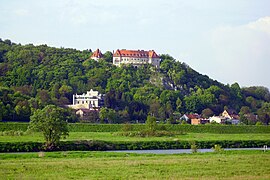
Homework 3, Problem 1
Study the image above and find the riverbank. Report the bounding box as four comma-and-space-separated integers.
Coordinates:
0, 150, 269, 179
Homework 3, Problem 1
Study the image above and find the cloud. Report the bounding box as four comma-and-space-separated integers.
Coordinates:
210, 17, 270, 88
13, 9, 29, 16
248, 16, 270, 34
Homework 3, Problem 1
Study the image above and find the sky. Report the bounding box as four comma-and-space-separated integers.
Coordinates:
1, 0, 270, 89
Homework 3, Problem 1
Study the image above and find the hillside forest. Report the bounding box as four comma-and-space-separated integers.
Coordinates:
0, 38, 270, 124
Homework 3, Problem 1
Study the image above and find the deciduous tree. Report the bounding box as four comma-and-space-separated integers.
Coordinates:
29, 105, 68, 149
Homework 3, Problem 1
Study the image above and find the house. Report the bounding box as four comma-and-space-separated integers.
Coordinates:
113, 49, 161, 68
209, 116, 227, 124
222, 110, 240, 120
67, 89, 104, 110
191, 118, 210, 125
180, 113, 201, 124
76, 108, 99, 122
76, 108, 92, 118
91, 49, 103, 61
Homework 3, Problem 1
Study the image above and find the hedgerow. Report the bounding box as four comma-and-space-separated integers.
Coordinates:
1, 123, 270, 134
0, 140, 269, 152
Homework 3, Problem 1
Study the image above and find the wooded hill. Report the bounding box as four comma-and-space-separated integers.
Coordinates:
0, 38, 270, 124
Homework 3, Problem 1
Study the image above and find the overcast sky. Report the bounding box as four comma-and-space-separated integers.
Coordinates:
1, 0, 270, 89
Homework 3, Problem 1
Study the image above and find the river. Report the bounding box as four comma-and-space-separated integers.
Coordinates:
109, 148, 268, 154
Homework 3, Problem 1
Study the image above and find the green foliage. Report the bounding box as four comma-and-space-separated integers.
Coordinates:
28, 105, 69, 149
117, 130, 182, 137
99, 107, 118, 123
122, 123, 132, 132
257, 102, 270, 125
2, 122, 270, 133
145, 115, 157, 132
0, 39, 270, 123
212, 144, 224, 153
190, 141, 198, 153
1, 140, 269, 152
0, 130, 25, 136
0, 122, 28, 131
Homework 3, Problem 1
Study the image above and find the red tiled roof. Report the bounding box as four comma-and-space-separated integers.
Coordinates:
186, 114, 201, 119
149, 50, 159, 58
113, 49, 159, 58
91, 49, 103, 58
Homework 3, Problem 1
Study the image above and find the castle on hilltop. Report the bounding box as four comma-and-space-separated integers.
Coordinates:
91, 48, 161, 68
113, 49, 160, 68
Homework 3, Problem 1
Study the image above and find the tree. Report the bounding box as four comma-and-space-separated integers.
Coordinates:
201, 108, 214, 118
176, 97, 182, 112
145, 115, 157, 132
99, 107, 118, 123
149, 99, 160, 117
257, 102, 270, 125
29, 105, 68, 149
103, 51, 113, 63
239, 106, 251, 115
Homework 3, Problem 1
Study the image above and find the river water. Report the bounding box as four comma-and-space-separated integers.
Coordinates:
109, 148, 268, 154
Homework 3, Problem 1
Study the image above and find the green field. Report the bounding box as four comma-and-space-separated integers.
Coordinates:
1, 124, 270, 179
0, 150, 269, 179
1, 132, 270, 142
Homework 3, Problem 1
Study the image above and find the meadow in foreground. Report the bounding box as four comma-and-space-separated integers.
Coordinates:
0, 150, 269, 179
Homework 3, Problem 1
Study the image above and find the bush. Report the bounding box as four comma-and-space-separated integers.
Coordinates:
212, 144, 224, 153
0, 130, 25, 136
190, 141, 198, 153
122, 123, 132, 132
0, 122, 28, 131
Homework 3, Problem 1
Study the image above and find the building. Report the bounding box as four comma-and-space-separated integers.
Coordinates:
209, 116, 227, 124
113, 49, 161, 68
191, 118, 210, 125
180, 113, 201, 124
222, 110, 240, 120
76, 108, 99, 122
91, 49, 103, 61
67, 89, 103, 110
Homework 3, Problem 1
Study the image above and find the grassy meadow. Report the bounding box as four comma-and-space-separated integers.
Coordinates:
0, 150, 269, 179
1, 124, 270, 179
1, 132, 270, 142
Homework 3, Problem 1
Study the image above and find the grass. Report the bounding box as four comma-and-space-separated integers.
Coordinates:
0, 132, 270, 142
0, 150, 269, 179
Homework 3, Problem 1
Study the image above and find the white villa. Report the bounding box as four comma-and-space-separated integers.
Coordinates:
113, 49, 161, 68
67, 89, 103, 110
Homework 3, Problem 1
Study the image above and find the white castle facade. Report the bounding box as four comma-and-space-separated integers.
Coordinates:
112, 49, 161, 68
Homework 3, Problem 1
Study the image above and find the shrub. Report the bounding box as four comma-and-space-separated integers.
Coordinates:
0, 130, 25, 136
212, 144, 224, 153
190, 141, 198, 153
122, 123, 132, 132
38, 151, 45, 158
